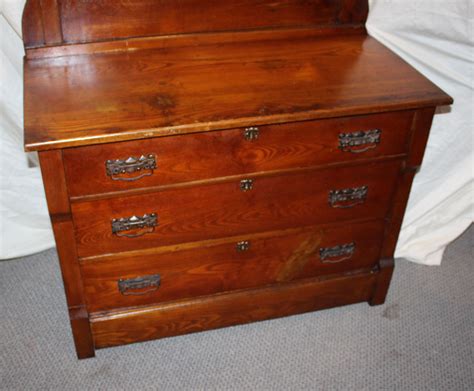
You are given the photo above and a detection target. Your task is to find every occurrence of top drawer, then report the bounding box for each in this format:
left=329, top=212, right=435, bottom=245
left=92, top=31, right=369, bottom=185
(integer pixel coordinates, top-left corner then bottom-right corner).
left=63, top=111, right=413, bottom=198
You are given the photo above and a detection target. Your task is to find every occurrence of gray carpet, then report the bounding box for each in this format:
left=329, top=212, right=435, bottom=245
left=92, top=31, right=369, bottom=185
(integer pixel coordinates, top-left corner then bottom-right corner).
left=1, top=226, right=473, bottom=390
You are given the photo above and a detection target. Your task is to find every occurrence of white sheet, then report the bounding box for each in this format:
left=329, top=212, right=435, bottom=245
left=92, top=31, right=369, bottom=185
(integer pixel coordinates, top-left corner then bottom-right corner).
left=0, top=0, right=472, bottom=262
left=1, top=0, right=55, bottom=259
left=367, top=0, right=474, bottom=264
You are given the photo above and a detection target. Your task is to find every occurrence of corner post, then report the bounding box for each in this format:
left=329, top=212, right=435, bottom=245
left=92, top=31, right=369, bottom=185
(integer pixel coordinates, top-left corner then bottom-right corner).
left=38, top=150, right=95, bottom=358
left=370, top=107, right=436, bottom=306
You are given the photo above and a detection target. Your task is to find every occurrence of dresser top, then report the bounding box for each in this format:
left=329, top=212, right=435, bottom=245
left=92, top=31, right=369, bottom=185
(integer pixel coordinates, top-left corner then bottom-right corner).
left=23, top=31, right=451, bottom=151
left=22, top=1, right=452, bottom=152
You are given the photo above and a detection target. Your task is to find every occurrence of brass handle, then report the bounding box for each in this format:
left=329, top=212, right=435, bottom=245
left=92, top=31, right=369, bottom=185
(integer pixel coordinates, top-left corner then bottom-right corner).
left=339, top=129, right=381, bottom=153
left=236, top=240, right=251, bottom=252
left=240, top=179, right=254, bottom=192
left=328, top=186, right=368, bottom=208
left=118, top=274, right=161, bottom=296
left=319, top=242, right=355, bottom=263
left=244, top=127, right=259, bottom=141
left=106, top=154, right=156, bottom=181
left=111, top=213, right=158, bottom=238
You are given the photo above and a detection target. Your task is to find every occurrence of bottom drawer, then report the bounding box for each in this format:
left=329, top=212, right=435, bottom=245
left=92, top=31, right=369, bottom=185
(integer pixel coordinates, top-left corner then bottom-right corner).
left=91, top=271, right=377, bottom=349
left=81, top=219, right=385, bottom=313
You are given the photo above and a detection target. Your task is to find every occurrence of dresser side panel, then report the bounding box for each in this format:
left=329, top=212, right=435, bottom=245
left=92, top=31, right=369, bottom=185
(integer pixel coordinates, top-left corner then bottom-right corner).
left=38, top=150, right=95, bottom=358
left=370, top=108, right=436, bottom=305
left=381, top=107, right=436, bottom=259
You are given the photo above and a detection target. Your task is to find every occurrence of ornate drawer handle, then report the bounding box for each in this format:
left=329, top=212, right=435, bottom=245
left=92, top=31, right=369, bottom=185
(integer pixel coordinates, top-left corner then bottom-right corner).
left=339, top=129, right=381, bottom=153
left=244, top=127, right=259, bottom=141
left=319, top=242, right=355, bottom=263
left=118, top=274, right=161, bottom=296
left=111, top=213, right=158, bottom=238
left=105, top=154, right=156, bottom=181
left=236, top=240, right=251, bottom=252
left=329, top=186, right=368, bottom=208
left=240, top=179, right=254, bottom=191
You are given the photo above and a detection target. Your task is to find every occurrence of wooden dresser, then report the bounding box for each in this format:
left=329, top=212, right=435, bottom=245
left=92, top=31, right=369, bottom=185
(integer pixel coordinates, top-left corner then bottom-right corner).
left=22, top=0, right=452, bottom=359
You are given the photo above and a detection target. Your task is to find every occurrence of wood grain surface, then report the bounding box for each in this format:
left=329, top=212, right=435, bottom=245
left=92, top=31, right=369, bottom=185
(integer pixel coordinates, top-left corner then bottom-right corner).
left=21, top=0, right=453, bottom=358
left=72, top=160, right=402, bottom=258
left=38, top=150, right=95, bottom=359
left=23, top=0, right=369, bottom=48
left=91, top=270, right=376, bottom=348
left=24, top=34, right=451, bottom=151
left=63, top=111, right=413, bottom=198
left=369, top=107, right=438, bottom=305
left=81, top=219, right=384, bottom=312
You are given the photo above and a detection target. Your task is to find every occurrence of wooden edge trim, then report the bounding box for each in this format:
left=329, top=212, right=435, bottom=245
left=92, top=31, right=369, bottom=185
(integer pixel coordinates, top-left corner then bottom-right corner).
left=69, top=154, right=407, bottom=203
left=90, top=271, right=377, bottom=349
left=24, top=103, right=451, bottom=152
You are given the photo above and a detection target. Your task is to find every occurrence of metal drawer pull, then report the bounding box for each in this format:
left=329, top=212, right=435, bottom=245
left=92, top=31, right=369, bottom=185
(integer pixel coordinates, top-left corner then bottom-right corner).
left=319, top=242, right=355, bottom=263
left=240, top=179, right=254, bottom=191
left=339, top=129, right=381, bottom=153
left=236, top=240, right=251, bottom=252
left=244, top=127, right=259, bottom=141
left=106, top=154, right=156, bottom=181
left=118, top=274, right=161, bottom=296
left=111, top=213, right=158, bottom=238
left=329, top=186, right=368, bottom=208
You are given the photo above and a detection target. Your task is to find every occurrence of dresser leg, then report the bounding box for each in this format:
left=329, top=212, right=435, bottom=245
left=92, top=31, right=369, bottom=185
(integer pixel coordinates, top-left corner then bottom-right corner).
left=69, top=307, right=95, bottom=359
left=369, top=258, right=394, bottom=306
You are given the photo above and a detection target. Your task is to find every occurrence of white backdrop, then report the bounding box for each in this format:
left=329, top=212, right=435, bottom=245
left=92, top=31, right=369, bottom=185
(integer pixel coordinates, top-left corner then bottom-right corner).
left=0, top=0, right=472, bottom=262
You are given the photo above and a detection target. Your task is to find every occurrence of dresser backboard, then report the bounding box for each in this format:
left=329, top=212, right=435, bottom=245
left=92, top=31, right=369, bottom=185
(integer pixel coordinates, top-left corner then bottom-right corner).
left=22, top=0, right=369, bottom=48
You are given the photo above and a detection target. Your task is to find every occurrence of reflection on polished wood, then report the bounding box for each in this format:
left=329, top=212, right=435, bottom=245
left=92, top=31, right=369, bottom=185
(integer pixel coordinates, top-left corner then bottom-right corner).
left=24, top=33, right=450, bottom=151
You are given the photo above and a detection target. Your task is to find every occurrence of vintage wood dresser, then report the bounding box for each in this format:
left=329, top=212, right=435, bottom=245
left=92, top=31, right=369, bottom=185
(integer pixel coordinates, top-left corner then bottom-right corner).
left=22, top=0, right=452, bottom=359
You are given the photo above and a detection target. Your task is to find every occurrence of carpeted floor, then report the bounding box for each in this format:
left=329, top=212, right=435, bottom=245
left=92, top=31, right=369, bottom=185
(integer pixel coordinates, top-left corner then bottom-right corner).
left=1, top=226, right=472, bottom=390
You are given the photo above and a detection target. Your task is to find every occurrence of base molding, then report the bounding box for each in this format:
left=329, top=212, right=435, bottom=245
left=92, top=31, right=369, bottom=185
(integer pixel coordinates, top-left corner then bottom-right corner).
left=91, top=270, right=377, bottom=350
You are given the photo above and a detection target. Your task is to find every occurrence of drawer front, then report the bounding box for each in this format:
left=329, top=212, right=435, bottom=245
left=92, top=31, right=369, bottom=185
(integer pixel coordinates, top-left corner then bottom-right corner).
left=63, top=111, right=413, bottom=197
left=72, top=160, right=401, bottom=258
left=81, top=220, right=385, bottom=313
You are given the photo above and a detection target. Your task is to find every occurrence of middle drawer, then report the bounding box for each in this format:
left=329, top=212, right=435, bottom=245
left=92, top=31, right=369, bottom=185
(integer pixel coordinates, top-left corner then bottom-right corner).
left=72, top=160, right=401, bottom=258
